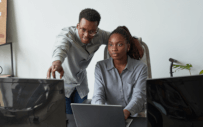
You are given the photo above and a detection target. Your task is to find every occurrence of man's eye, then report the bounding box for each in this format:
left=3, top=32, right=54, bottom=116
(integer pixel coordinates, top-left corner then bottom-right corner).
left=82, top=28, right=86, bottom=32
left=109, top=44, right=113, bottom=46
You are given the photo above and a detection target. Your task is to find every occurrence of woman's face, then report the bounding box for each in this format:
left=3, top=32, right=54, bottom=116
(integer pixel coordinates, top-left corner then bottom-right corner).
left=108, top=33, right=130, bottom=61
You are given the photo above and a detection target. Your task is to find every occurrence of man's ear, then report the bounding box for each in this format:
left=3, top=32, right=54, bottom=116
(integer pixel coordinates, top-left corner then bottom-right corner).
left=76, top=23, right=79, bottom=29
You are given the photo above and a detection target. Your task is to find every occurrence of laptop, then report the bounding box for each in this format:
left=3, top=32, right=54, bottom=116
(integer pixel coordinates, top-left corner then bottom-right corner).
left=71, top=103, right=133, bottom=127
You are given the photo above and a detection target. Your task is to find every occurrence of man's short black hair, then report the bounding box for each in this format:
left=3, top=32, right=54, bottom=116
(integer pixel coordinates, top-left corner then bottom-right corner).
left=79, top=8, right=101, bottom=26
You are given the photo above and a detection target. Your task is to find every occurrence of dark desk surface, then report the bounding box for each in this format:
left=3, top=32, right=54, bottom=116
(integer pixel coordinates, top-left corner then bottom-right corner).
left=69, top=114, right=147, bottom=127
left=129, top=117, right=147, bottom=127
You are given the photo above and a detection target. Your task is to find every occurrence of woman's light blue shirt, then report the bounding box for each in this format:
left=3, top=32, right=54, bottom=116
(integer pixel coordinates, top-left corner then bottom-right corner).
left=91, top=56, right=147, bottom=117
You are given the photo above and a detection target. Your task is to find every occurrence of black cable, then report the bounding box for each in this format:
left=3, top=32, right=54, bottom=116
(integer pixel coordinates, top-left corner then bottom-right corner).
left=0, top=66, right=3, bottom=74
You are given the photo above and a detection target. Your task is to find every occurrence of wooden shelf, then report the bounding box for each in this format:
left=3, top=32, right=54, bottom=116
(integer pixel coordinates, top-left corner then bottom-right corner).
left=0, top=0, right=7, bottom=45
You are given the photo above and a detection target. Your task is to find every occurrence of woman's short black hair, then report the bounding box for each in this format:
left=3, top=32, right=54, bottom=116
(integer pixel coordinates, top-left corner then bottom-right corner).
left=79, top=8, right=101, bottom=26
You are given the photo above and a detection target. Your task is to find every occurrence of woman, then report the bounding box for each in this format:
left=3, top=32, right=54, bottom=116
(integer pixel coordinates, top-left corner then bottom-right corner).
left=91, top=26, right=147, bottom=119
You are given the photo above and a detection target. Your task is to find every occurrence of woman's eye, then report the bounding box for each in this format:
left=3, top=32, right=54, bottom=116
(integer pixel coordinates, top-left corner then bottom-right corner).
left=109, top=44, right=112, bottom=46
left=118, top=44, right=122, bottom=46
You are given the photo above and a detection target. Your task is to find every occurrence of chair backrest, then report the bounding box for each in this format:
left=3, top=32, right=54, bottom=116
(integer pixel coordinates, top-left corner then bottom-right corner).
left=104, top=37, right=152, bottom=79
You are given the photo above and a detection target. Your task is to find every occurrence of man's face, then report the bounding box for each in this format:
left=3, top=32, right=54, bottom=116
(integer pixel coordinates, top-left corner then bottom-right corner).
left=77, top=18, right=98, bottom=44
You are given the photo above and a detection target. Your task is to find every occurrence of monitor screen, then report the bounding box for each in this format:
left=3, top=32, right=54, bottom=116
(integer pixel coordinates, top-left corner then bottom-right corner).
left=147, top=75, right=203, bottom=127
left=0, top=78, right=66, bottom=127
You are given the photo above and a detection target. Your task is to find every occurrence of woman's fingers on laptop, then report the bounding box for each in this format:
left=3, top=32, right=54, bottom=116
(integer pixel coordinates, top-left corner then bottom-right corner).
left=123, top=109, right=130, bottom=120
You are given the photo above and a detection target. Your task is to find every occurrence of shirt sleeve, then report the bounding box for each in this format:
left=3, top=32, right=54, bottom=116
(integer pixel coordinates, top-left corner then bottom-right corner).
left=52, top=28, right=72, bottom=63
left=91, top=63, right=106, bottom=104
left=99, top=29, right=111, bottom=45
left=124, top=64, right=147, bottom=116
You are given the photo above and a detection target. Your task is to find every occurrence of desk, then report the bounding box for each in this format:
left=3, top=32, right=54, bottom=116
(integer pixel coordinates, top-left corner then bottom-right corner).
left=128, top=117, right=147, bottom=127
left=68, top=114, right=147, bottom=127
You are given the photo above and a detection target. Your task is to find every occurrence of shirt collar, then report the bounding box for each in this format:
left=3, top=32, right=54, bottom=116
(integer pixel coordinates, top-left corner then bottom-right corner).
left=125, top=56, right=134, bottom=72
left=107, top=57, right=114, bottom=71
left=107, top=56, right=134, bottom=71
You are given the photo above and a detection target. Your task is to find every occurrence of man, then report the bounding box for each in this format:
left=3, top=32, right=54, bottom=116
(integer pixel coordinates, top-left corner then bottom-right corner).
left=46, top=8, right=110, bottom=126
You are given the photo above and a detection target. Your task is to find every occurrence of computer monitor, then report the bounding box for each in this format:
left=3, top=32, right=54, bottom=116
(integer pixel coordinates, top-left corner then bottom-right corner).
left=147, top=75, right=203, bottom=127
left=0, top=78, right=66, bottom=127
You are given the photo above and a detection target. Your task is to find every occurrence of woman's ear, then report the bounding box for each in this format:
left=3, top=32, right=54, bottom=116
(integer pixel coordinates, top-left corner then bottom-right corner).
left=127, top=44, right=130, bottom=52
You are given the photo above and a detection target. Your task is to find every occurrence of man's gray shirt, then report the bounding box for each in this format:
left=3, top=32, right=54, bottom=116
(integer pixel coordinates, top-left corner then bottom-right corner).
left=91, top=56, right=147, bottom=116
left=52, top=26, right=110, bottom=98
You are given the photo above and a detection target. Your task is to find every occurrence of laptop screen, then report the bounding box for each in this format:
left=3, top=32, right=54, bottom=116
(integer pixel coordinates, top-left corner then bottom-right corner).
left=71, top=103, right=126, bottom=127
left=147, top=75, right=203, bottom=127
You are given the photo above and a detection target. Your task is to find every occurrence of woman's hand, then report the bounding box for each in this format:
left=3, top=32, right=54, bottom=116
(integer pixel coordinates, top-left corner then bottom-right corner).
left=123, top=109, right=131, bottom=120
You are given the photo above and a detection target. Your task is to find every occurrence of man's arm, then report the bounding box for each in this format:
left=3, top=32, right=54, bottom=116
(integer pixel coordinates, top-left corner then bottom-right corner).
left=124, top=65, right=148, bottom=116
left=91, top=63, right=106, bottom=104
left=99, top=29, right=111, bottom=45
left=47, top=28, right=72, bottom=79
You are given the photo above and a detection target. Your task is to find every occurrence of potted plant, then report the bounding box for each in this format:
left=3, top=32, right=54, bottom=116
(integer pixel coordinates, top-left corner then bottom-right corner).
left=173, top=64, right=203, bottom=75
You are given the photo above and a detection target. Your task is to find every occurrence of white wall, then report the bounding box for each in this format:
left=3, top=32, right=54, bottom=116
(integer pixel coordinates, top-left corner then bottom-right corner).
left=1, top=0, right=203, bottom=99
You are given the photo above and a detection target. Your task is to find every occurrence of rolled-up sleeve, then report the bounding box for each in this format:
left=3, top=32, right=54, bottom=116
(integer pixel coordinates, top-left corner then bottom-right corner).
left=91, top=63, right=106, bottom=104
left=52, top=29, right=72, bottom=63
left=124, top=65, right=147, bottom=116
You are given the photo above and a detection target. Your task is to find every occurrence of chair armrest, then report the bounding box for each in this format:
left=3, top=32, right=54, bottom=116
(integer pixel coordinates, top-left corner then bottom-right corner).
left=82, top=99, right=92, bottom=104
